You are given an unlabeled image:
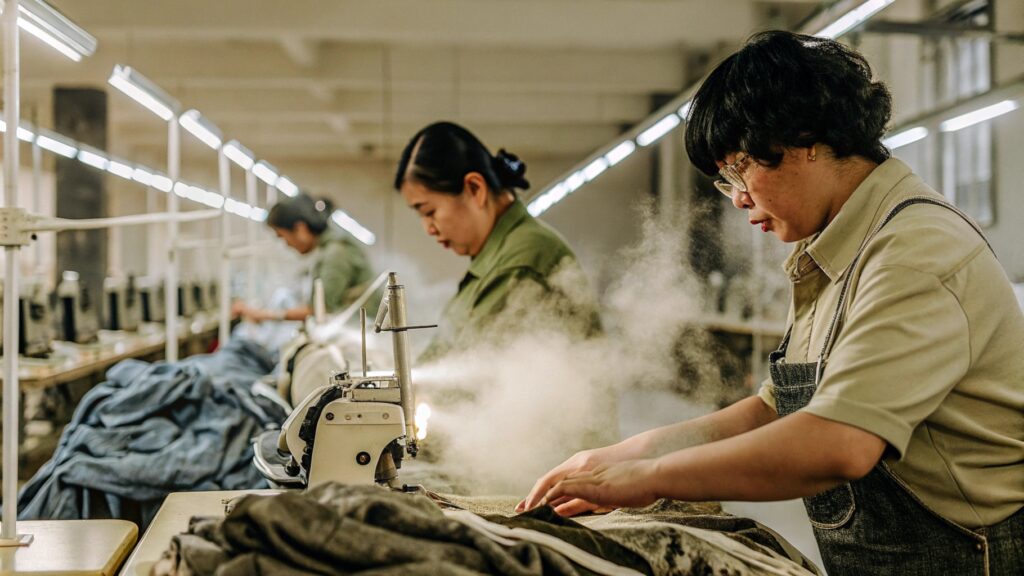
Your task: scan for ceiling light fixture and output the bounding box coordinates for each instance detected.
[252,160,279,186]
[636,114,682,147]
[179,109,223,149]
[108,65,180,122]
[814,0,895,40]
[939,99,1019,133]
[223,140,255,170]
[7,0,97,62]
[882,126,929,149]
[331,210,376,245]
[35,129,77,158]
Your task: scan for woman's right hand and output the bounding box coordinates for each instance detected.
[516,446,624,515]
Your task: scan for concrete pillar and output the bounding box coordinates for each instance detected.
[54,88,107,314]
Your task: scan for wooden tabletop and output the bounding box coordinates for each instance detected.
[4,314,221,390]
[0,519,137,575]
[119,489,280,576]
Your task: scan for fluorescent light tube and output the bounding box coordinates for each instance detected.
[252,160,278,186]
[564,171,587,193]
[201,189,226,209]
[331,210,376,245]
[678,100,693,119]
[36,130,77,158]
[882,126,929,149]
[173,181,189,197]
[179,109,222,149]
[815,0,894,40]
[223,140,254,170]
[604,140,636,166]
[249,207,268,222]
[583,157,609,181]
[77,147,109,170]
[12,0,97,62]
[225,198,253,218]
[17,125,35,141]
[108,65,180,122]
[107,158,135,179]
[18,18,81,61]
[636,114,681,147]
[150,173,173,193]
[132,167,154,186]
[276,176,299,197]
[939,100,1019,133]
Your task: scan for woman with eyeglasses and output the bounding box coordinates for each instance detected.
[517,31,1023,575]
[232,192,374,322]
[394,121,600,362]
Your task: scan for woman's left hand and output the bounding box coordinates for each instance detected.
[541,459,661,517]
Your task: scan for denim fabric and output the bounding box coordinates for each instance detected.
[15,338,285,530]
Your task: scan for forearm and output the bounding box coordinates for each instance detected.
[283,305,312,321]
[650,412,884,502]
[618,396,777,460]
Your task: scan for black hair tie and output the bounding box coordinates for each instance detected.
[493,149,529,189]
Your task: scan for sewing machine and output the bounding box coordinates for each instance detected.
[103,275,141,332]
[177,281,197,318]
[57,271,100,344]
[254,272,432,489]
[19,279,54,357]
[138,277,166,323]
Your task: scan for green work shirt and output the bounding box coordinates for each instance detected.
[420,199,600,362]
[759,158,1024,528]
[311,227,374,314]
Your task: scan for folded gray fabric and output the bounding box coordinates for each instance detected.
[153,483,648,576]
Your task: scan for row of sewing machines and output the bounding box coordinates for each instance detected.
[1,271,222,358]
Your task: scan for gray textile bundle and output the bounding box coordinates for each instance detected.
[153,483,596,576]
[152,484,818,576]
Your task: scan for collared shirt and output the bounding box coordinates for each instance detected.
[420,199,600,362]
[311,227,374,313]
[759,158,1024,528]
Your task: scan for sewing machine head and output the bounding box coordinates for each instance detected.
[57,271,99,345]
[254,272,433,489]
[138,276,166,323]
[19,278,54,357]
[177,280,197,318]
[104,275,141,332]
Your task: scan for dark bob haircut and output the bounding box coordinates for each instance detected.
[266,193,334,235]
[685,30,892,176]
[393,121,530,197]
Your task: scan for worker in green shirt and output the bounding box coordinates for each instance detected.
[394,122,600,362]
[233,192,374,322]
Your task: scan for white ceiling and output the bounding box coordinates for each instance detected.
[19,0,822,166]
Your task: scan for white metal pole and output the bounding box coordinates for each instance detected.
[31,126,41,272]
[1,0,24,544]
[218,150,230,345]
[164,118,180,361]
[245,168,256,303]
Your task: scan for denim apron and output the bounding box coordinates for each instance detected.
[768,197,1024,576]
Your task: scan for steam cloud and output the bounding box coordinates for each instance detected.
[410,202,746,495]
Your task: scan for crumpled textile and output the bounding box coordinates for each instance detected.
[16,338,284,530]
[152,483,650,576]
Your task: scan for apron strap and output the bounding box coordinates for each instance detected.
[814,196,995,374]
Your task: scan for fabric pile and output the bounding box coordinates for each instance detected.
[16,338,284,529]
[153,483,819,576]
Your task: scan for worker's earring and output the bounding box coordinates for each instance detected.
[808,146,816,161]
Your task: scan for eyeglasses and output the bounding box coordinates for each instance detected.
[713,153,751,198]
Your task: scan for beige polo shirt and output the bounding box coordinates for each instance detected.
[759,158,1024,529]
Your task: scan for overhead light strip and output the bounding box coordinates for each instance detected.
[526,0,896,217]
[5,0,97,62]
